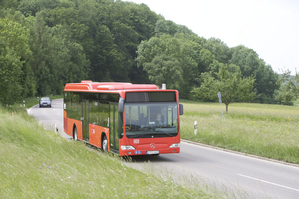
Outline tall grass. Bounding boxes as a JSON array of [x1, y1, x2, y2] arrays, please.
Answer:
[[0, 106, 229, 198], [180, 100, 299, 164]]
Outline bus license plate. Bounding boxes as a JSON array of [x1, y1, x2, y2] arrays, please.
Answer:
[[146, 151, 159, 155]]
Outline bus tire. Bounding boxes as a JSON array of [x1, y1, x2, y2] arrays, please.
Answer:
[[73, 127, 78, 141], [102, 135, 108, 151]]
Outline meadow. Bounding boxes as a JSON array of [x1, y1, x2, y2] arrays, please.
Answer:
[[180, 100, 299, 164], [0, 105, 230, 198]]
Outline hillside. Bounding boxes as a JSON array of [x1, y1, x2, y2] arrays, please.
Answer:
[[0, 106, 226, 198], [1, 0, 278, 105]]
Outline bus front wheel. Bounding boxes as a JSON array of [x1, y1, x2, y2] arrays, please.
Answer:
[[102, 135, 108, 151]]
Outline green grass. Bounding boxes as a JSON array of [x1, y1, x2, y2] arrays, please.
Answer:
[[0, 106, 230, 199], [180, 100, 299, 164]]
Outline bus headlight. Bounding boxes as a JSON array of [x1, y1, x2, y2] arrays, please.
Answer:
[[121, 145, 135, 150], [169, 143, 180, 148]]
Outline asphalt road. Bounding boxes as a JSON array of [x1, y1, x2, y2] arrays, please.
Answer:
[[28, 99, 299, 199], [27, 98, 72, 139]]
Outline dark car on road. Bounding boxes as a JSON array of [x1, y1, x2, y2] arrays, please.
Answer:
[[39, 97, 52, 108]]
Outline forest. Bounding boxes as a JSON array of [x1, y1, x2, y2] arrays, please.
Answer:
[[0, 0, 285, 105]]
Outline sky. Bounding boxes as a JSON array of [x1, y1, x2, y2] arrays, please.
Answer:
[[123, 0, 299, 75]]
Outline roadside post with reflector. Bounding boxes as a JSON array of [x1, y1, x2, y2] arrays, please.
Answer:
[[218, 91, 223, 117]]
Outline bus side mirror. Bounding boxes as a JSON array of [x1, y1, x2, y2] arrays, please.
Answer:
[[118, 98, 125, 113], [179, 104, 183, 115]]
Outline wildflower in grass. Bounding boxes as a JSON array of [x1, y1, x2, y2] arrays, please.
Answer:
[[48, 166, 51, 169], [114, 188, 116, 190], [101, 185, 105, 188], [68, 176, 71, 178], [61, 179, 63, 181], [43, 164, 45, 166], [115, 195, 117, 197], [40, 167, 42, 169], [43, 186, 45, 189]]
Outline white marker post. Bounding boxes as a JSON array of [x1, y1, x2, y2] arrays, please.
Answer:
[[54, 123, 57, 135], [194, 121, 197, 135], [218, 91, 223, 117]]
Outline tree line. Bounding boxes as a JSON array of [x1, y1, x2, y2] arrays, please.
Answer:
[[0, 0, 296, 107]]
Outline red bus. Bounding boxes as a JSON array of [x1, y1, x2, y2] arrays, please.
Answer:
[[63, 81, 183, 156]]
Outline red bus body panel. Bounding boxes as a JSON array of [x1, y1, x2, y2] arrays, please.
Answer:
[[89, 124, 110, 149]]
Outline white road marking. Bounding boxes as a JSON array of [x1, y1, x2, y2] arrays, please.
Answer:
[[27, 107, 32, 115], [26, 104, 38, 115], [238, 174, 299, 192]]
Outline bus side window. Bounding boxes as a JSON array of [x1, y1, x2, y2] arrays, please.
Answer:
[[99, 103, 109, 127]]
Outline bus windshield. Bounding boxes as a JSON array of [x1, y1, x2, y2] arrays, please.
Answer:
[[124, 102, 178, 138]]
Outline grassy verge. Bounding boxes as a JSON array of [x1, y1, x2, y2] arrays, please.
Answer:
[[0, 106, 228, 198], [180, 100, 299, 164]]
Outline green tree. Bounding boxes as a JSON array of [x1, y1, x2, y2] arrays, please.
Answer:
[[1, 10, 37, 97], [0, 0, 22, 10], [143, 54, 182, 89], [88, 24, 121, 81], [203, 37, 231, 64], [136, 34, 199, 98], [17, 0, 60, 17], [275, 69, 299, 104], [50, 25, 89, 93], [0, 18, 31, 105], [155, 19, 195, 37], [26, 13, 53, 96], [25, 13, 89, 96], [193, 64, 256, 112], [229, 45, 279, 103]]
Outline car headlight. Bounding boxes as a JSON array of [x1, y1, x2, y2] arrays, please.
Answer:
[[169, 143, 180, 148], [121, 145, 135, 150]]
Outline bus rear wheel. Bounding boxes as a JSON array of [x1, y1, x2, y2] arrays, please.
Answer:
[[102, 135, 108, 151], [73, 127, 78, 141]]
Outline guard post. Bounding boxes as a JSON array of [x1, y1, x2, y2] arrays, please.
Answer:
[[194, 121, 197, 135]]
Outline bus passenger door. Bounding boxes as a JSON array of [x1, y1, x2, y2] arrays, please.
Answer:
[[82, 99, 89, 141], [109, 103, 119, 152]]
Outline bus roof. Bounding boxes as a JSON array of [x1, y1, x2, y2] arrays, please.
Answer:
[[64, 81, 159, 92]]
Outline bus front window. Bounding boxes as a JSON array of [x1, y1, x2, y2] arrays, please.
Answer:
[[124, 102, 178, 138]]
